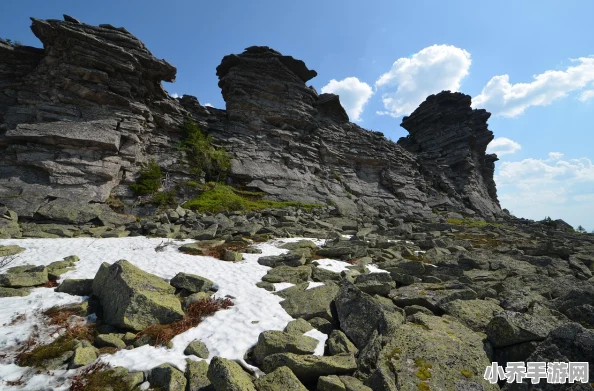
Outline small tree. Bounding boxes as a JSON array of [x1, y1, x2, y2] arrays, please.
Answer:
[[576, 225, 586, 233], [180, 119, 230, 182]]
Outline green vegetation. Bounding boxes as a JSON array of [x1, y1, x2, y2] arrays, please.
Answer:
[[332, 169, 342, 182], [417, 383, 431, 391], [180, 119, 230, 181], [461, 369, 473, 378], [70, 363, 133, 391], [151, 190, 176, 208], [130, 159, 162, 196], [577, 225, 586, 233], [183, 182, 322, 213], [446, 218, 501, 228], [414, 358, 432, 380], [17, 335, 79, 367], [2, 38, 22, 46]]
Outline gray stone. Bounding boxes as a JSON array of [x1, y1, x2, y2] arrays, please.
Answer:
[[261, 353, 357, 385], [55, 279, 93, 296], [170, 272, 214, 293], [252, 330, 319, 365], [280, 284, 340, 321], [184, 340, 209, 359], [253, 366, 308, 391], [206, 356, 256, 391], [149, 363, 187, 391], [91, 260, 184, 331]]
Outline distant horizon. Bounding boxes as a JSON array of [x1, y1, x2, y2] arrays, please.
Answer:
[[2, 0, 592, 231]]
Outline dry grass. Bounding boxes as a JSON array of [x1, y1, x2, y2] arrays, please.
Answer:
[[16, 305, 95, 367], [43, 280, 59, 288], [137, 297, 233, 347], [202, 243, 250, 260]]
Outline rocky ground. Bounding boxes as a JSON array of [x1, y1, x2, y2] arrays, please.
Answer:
[[0, 204, 593, 390]]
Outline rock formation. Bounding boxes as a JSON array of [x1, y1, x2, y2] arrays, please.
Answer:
[[0, 15, 503, 229]]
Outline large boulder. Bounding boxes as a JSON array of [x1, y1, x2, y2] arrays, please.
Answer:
[[334, 282, 403, 349], [253, 366, 308, 391], [280, 284, 340, 321], [0, 265, 48, 287], [170, 272, 214, 293], [253, 330, 319, 365], [91, 260, 184, 331], [367, 313, 499, 391], [149, 364, 187, 391], [207, 356, 256, 391], [261, 353, 357, 385]]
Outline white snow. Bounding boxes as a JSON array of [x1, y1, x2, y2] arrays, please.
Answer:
[[0, 235, 391, 390], [314, 258, 388, 274], [272, 282, 295, 291]]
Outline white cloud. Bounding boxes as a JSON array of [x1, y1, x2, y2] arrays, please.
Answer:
[[204, 103, 213, 107], [374, 44, 472, 117], [579, 89, 594, 102], [495, 154, 594, 229], [547, 152, 564, 161], [171, 93, 180, 98], [320, 77, 373, 121], [473, 56, 594, 117], [486, 137, 521, 156]]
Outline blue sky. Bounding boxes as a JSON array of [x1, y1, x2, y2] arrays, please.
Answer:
[[2, 0, 593, 230]]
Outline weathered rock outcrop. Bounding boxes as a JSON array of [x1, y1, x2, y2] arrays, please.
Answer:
[[0, 15, 503, 229]]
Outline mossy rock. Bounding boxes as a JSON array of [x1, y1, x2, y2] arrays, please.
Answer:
[[184, 340, 209, 359], [254, 366, 308, 391], [262, 265, 312, 284], [0, 286, 31, 297], [375, 313, 499, 390], [91, 260, 184, 331], [261, 353, 357, 385], [284, 318, 314, 335], [280, 284, 339, 321], [0, 245, 25, 257], [186, 359, 211, 391], [69, 346, 98, 369], [0, 266, 48, 288], [207, 356, 256, 391], [253, 330, 319, 365], [149, 363, 187, 391], [170, 272, 214, 293]]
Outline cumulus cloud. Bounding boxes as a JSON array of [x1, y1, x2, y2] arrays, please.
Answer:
[[547, 152, 564, 161], [487, 137, 522, 156], [579, 89, 594, 102], [374, 44, 472, 117], [496, 154, 594, 229], [204, 103, 213, 107], [171, 93, 180, 98], [473, 56, 594, 117], [320, 77, 373, 121]]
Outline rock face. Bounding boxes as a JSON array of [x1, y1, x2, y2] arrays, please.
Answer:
[[0, 16, 503, 227], [398, 91, 501, 217]]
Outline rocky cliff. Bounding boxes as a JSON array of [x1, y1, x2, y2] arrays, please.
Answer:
[[0, 15, 503, 227]]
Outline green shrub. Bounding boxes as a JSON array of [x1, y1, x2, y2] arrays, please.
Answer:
[[151, 190, 176, 207], [130, 159, 162, 196], [183, 183, 321, 213], [180, 120, 230, 181]]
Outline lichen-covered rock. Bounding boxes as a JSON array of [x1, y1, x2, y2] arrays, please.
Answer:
[[334, 282, 403, 349], [178, 243, 206, 255], [486, 310, 557, 348], [0, 245, 25, 257], [184, 340, 209, 359], [252, 330, 319, 365], [149, 363, 187, 391], [185, 359, 211, 391], [95, 334, 126, 349], [280, 284, 339, 321], [317, 375, 346, 391], [262, 265, 312, 284], [261, 353, 357, 385], [0, 265, 48, 287], [0, 286, 31, 297], [207, 356, 256, 391], [440, 298, 504, 332], [327, 330, 358, 356], [372, 313, 499, 391], [69, 346, 98, 369], [253, 366, 308, 391], [284, 318, 314, 335], [170, 272, 214, 293], [55, 279, 93, 296], [91, 260, 184, 331]]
